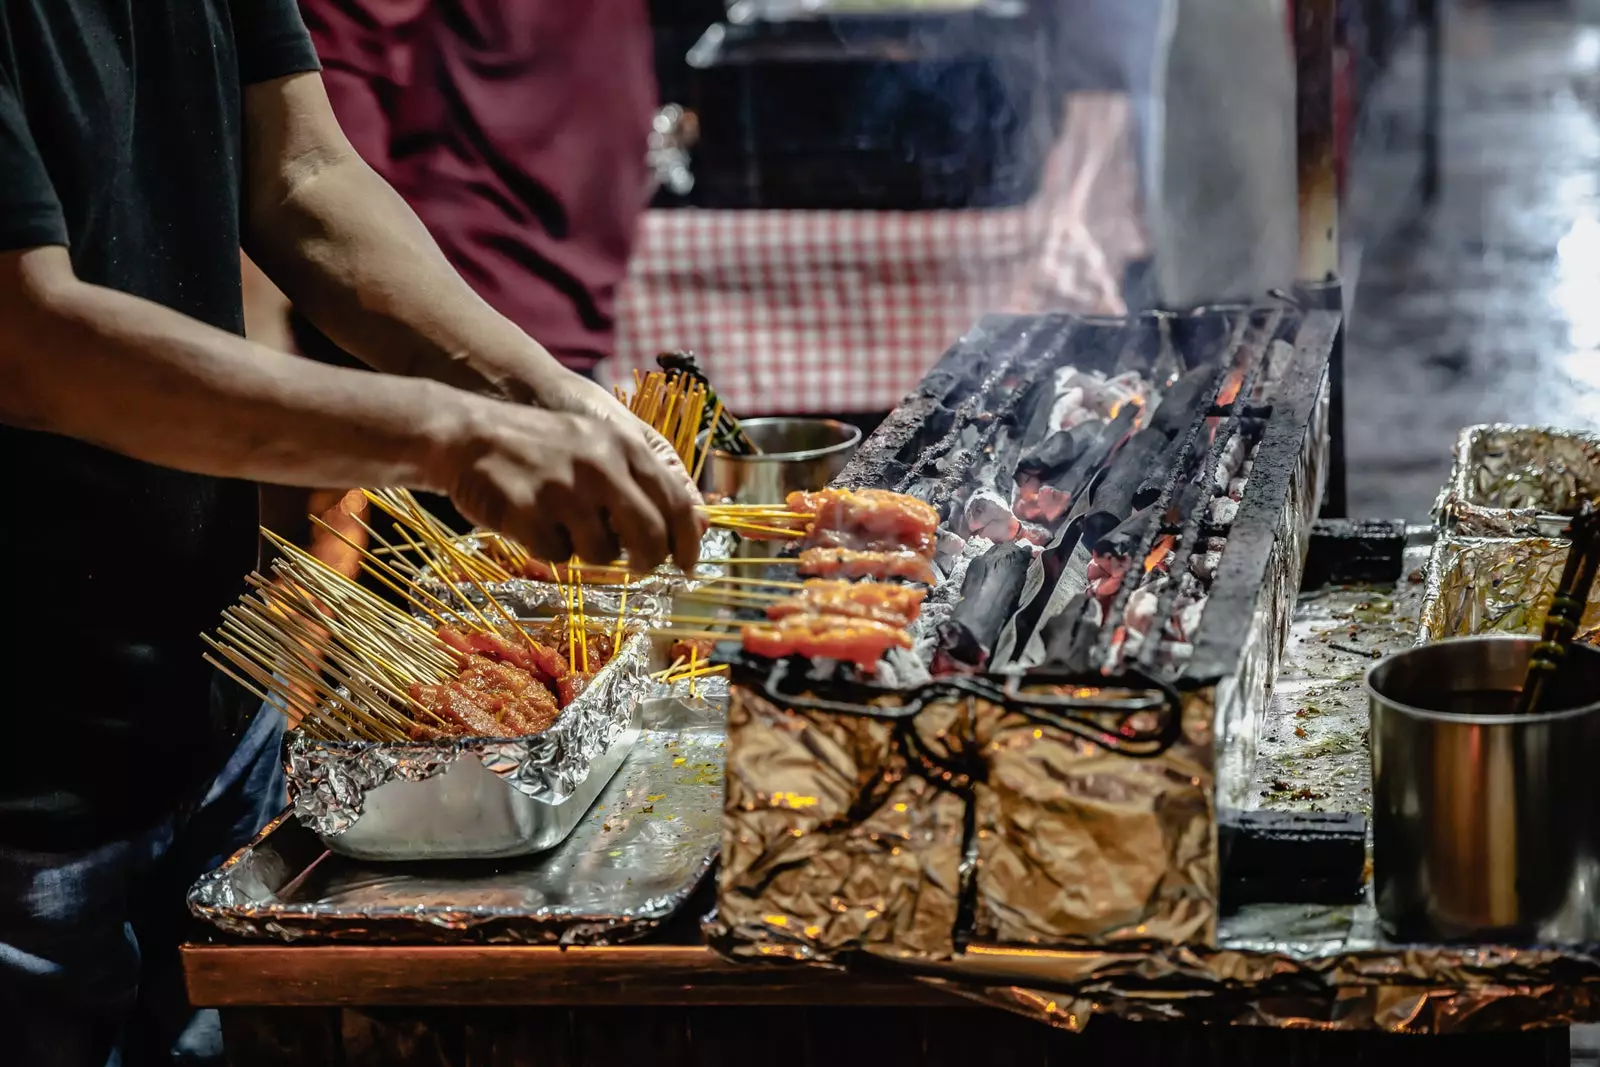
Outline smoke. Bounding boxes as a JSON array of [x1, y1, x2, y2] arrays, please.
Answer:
[[1152, 0, 1298, 307]]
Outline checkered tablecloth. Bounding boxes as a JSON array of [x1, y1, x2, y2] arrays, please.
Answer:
[[609, 92, 1149, 414]]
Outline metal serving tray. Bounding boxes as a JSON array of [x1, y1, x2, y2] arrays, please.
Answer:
[[1434, 424, 1600, 537], [189, 694, 726, 944]]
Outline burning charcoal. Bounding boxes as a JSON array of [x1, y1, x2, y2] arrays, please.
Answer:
[[1038, 592, 1103, 672], [1049, 381, 1088, 431], [1015, 428, 1087, 482], [1214, 432, 1246, 491], [1173, 596, 1208, 643], [930, 536, 992, 607], [1085, 551, 1132, 604], [934, 527, 969, 571], [935, 541, 1034, 671], [1189, 537, 1228, 583], [1015, 520, 1052, 546], [1070, 428, 1170, 548], [1098, 506, 1156, 559], [1208, 497, 1239, 526], [1145, 363, 1220, 439], [998, 517, 1087, 665], [1046, 405, 1139, 514], [1124, 579, 1166, 636], [964, 488, 1021, 543], [1228, 477, 1249, 501]]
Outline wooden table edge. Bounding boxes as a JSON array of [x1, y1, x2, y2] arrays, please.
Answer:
[[181, 942, 969, 1008]]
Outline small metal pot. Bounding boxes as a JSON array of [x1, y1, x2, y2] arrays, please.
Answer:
[[1368, 636, 1600, 943], [702, 417, 862, 506]]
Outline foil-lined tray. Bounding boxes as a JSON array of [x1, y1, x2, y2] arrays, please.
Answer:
[[1433, 424, 1600, 537], [189, 694, 726, 944], [418, 528, 739, 620], [287, 632, 653, 861], [1418, 536, 1600, 645]]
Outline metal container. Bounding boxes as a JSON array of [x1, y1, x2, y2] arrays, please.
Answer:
[[320, 703, 641, 861], [1434, 424, 1600, 537], [1368, 636, 1600, 943], [704, 417, 863, 505], [288, 632, 654, 862]]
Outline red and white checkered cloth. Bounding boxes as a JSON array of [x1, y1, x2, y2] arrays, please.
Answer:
[[609, 92, 1149, 414]]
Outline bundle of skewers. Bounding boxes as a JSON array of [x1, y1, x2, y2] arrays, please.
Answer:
[[205, 503, 637, 743], [633, 350, 760, 459]]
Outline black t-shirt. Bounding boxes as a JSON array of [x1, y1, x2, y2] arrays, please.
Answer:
[[0, 2, 320, 846]]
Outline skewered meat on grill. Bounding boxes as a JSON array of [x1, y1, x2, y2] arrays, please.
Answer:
[[786, 488, 940, 556], [766, 579, 927, 627], [741, 615, 912, 672], [796, 547, 938, 585]]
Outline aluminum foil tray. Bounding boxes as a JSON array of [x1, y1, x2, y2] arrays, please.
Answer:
[[287, 632, 653, 861], [1434, 424, 1600, 537], [420, 527, 738, 620], [1418, 536, 1600, 646], [189, 694, 726, 944]]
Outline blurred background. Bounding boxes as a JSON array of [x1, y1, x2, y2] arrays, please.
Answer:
[[252, 0, 1600, 522]]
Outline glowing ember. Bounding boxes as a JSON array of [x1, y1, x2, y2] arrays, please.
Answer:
[[1144, 535, 1177, 573], [1108, 395, 1145, 421], [1216, 365, 1247, 408]]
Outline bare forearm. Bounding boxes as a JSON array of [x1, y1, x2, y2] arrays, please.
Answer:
[[246, 150, 566, 404], [1, 251, 467, 492]]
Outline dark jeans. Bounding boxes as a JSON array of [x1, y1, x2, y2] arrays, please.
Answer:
[[0, 706, 286, 1067]]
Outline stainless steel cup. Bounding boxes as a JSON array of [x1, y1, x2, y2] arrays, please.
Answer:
[[703, 417, 863, 506], [701, 418, 862, 560], [1368, 636, 1600, 943]]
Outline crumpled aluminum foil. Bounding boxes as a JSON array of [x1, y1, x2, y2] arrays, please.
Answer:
[[1418, 535, 1600, 645], [418, 528, 738, 619], [189, 693, 727, 944], [1433, 424, 1600, 537], [877, 899, 1600, 1032], [713, 683, 1216, 962], [287, 631, 653, 838]]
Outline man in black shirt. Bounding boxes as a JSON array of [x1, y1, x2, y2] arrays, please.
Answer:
[[0, 3, 699, 1064]]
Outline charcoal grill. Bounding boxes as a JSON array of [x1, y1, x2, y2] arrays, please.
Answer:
[[715, 303, 1336, 960]]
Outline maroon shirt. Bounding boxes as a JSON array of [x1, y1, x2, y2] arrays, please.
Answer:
[[300, 0, 656, 369]]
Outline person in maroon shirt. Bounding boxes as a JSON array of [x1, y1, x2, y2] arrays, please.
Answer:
[[297, 0, 658, 374]]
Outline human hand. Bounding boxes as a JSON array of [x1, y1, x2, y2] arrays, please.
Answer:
[[438, 401, 701, 573], [539, 372, 705, 506]]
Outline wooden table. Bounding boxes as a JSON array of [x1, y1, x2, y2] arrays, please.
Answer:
[[183, 935, 1572, 1067]]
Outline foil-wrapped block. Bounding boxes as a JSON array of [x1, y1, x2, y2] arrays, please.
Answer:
[[716, 680, 1215, 961], [717, 687, 966, 961], [1433, 424, 1600, 537], [287, 631, 653, 861], [418, 528, 738, 620], [1418, 536, 1600, 645], [968, 695, 1216, 945]]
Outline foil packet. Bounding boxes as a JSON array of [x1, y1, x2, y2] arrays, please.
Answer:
[[1433, 424, 1600, 537], [1418, 535, 1600, 645], [714, 680, 1214, 963], [286, 631, 653, 860], [417, 528, 738, 620]]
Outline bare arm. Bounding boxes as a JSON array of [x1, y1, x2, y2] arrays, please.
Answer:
[[238, 72, 699, 506], [0, 246, 693, 569], [238, 72, 573, 406]]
